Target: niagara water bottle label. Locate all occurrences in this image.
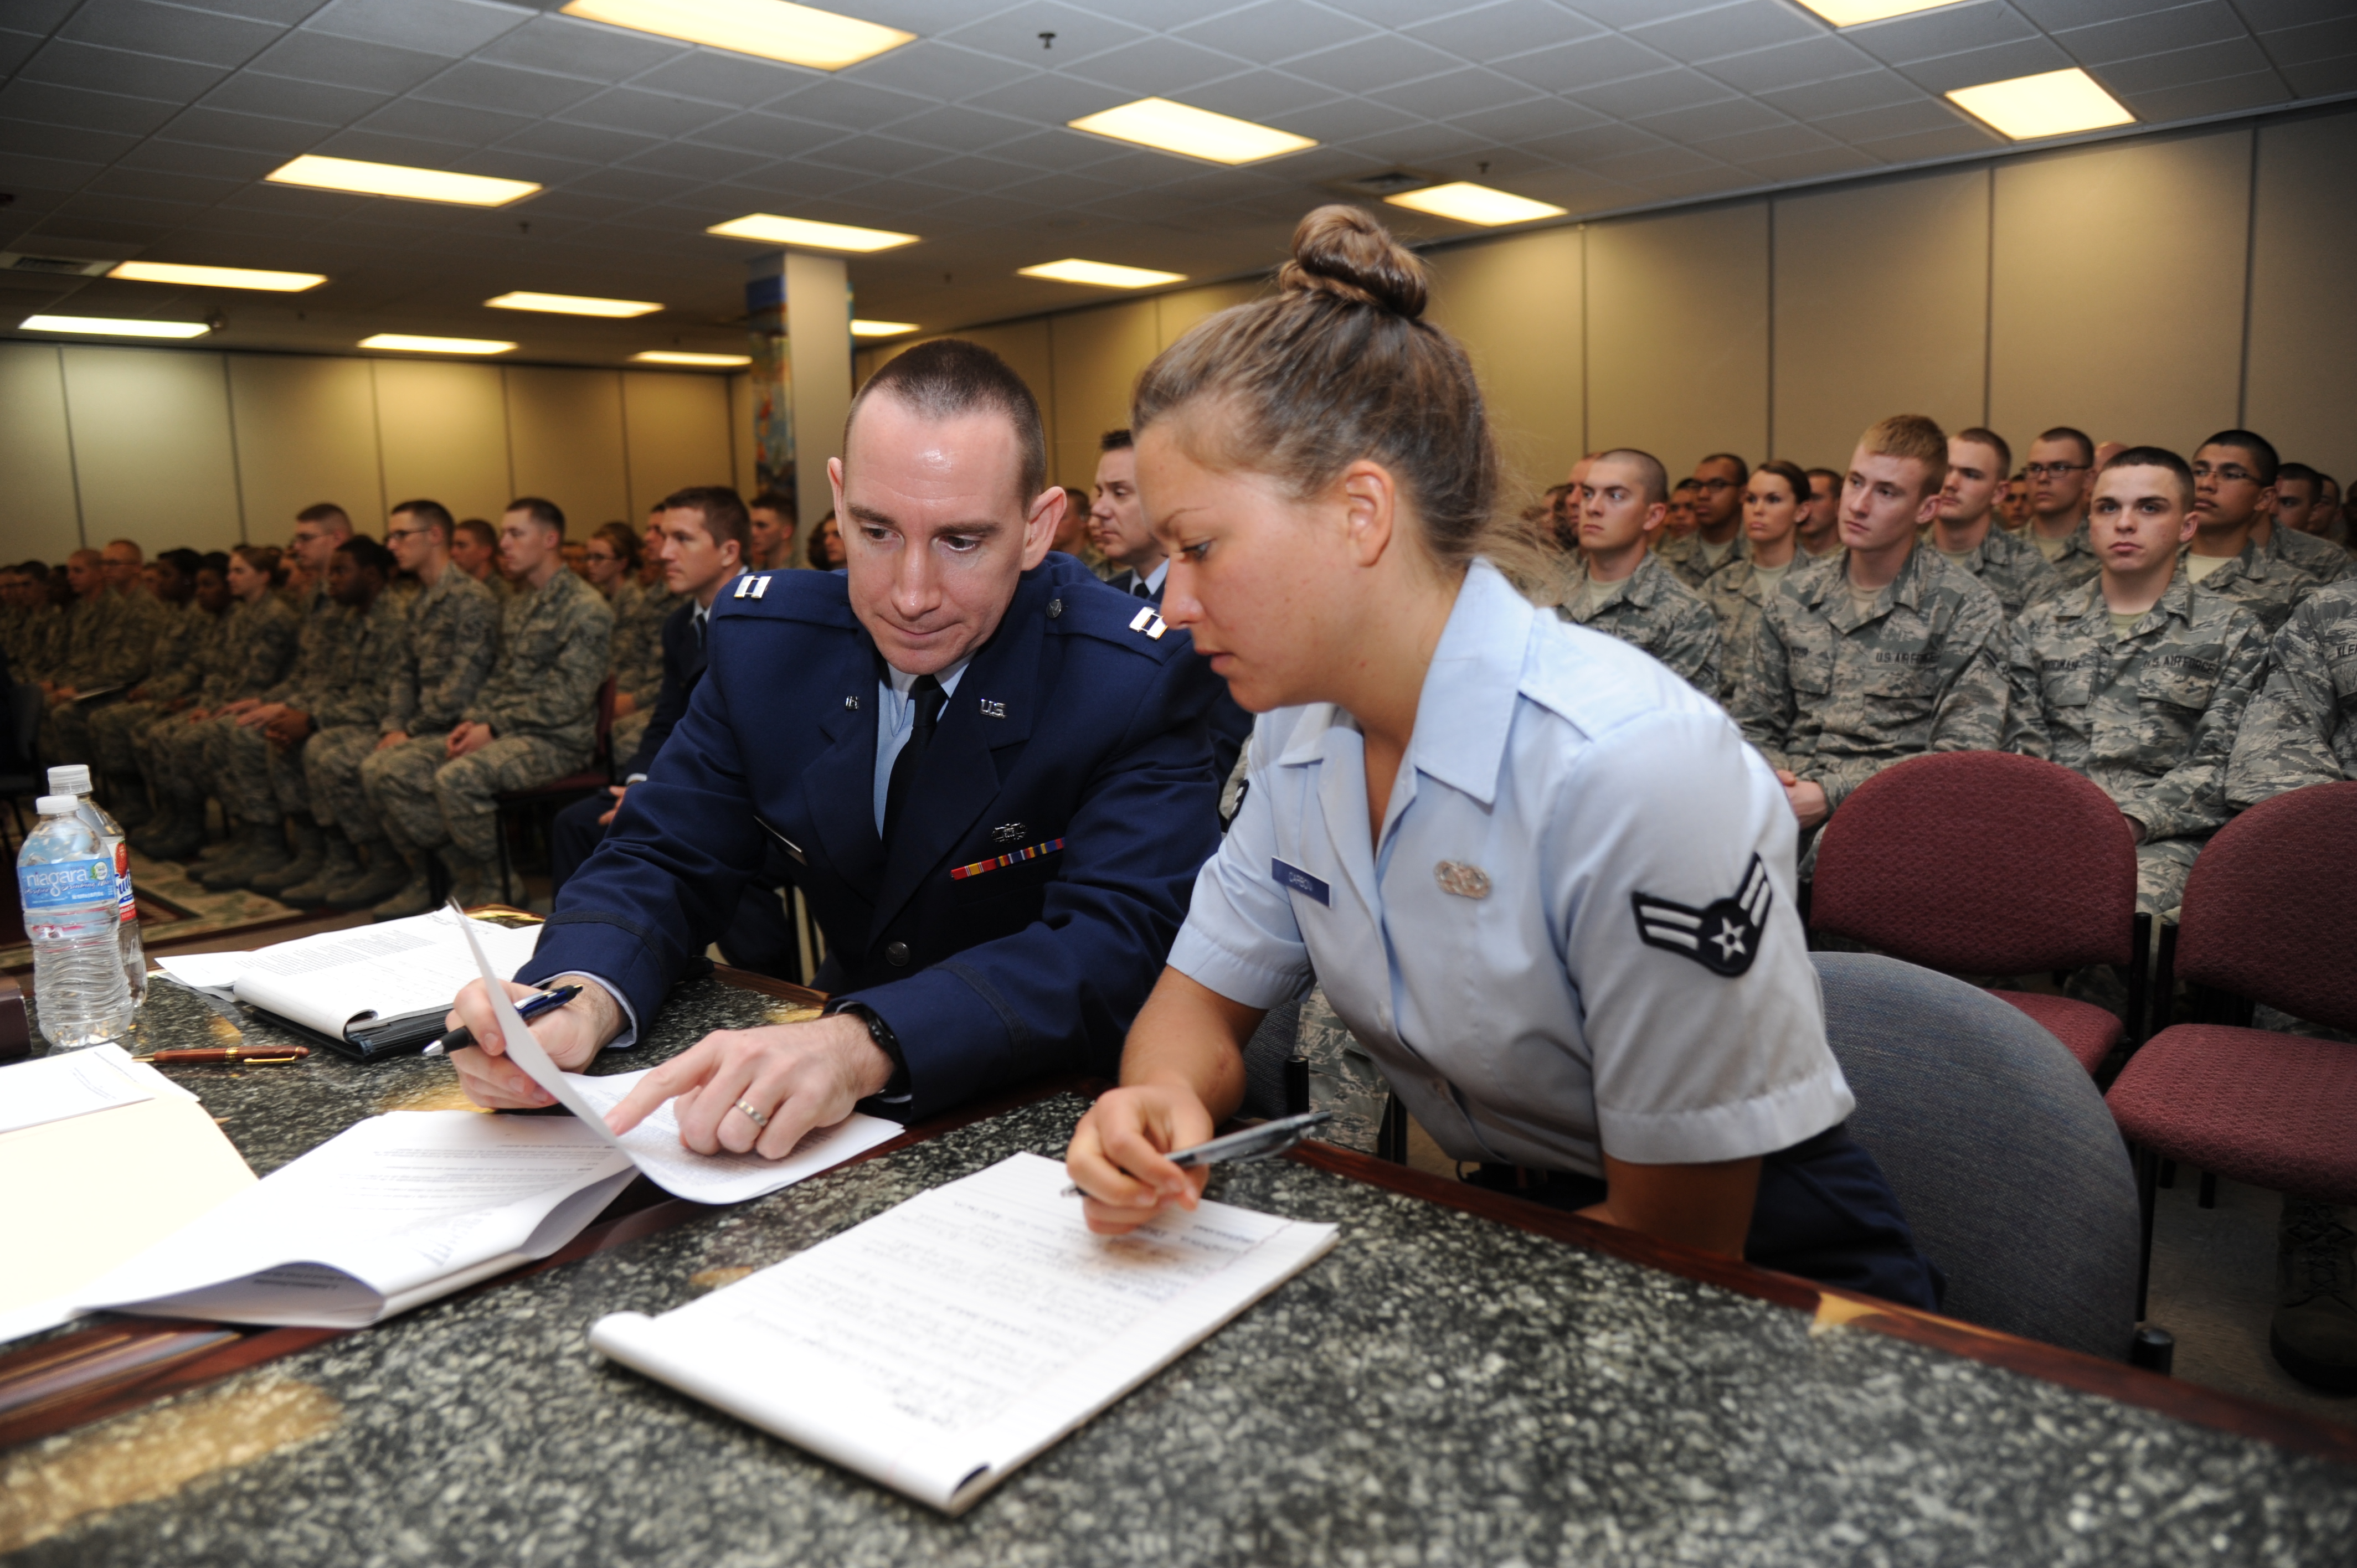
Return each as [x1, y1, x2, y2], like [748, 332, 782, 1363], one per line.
[18, 857, 116, 912]
[113, 841, 137, 925]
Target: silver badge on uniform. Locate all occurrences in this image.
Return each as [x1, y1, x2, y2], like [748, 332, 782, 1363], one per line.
[1435, 861, 1491, 899]
[992, 822, 1026, 844]
[979, 698, 1006, 718]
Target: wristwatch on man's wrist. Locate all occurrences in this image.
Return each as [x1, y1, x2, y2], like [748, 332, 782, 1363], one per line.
[825, 999, 909, 1098]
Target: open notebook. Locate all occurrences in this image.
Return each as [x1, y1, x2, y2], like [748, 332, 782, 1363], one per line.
[590, 1152, 1339, 1515]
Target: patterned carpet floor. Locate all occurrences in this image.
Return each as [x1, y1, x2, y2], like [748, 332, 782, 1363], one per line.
[2, 848, 318, 974]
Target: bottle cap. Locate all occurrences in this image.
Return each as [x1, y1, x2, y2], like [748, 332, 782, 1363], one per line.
[36, 795, 79, 816]
[47, 764, 91, 796]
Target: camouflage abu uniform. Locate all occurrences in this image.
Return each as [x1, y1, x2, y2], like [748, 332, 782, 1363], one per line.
[210, 584, 352, 827]
[2030, 518, 2103, 594]
[89, 599, 218, 783]
[143, 593, 300, 818]
[295, 595, 409, 838]
[38, 589, 159, 767]
[2003, 575, 2267, 914]
[2266, 523, 2355, 589]
[2226, 579, 2357, 809]
[1730, 543, 2008, 830]
[1550, 551, 1721, 695]
[1700, 555, 1828, 704]
[353, 567, 501, 857]
[2184, 540, 2311, 637]
[606, 576, 668, 765]
[1928, 523, 2062, 619]
[364, 568, 612, 864]
[1653, 529, 1747, 591]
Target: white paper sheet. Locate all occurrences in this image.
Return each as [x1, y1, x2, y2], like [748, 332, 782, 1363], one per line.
[590, 1152, 1339, 1513]
[0, 1044, 155, 1134]
[150, 952, 250, 992]
[449, 910, 902, 1205]
[229, 910, 544, 1039]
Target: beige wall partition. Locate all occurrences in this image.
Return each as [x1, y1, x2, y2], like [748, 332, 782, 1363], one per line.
[0, 344, 81, 563]
[1425, 226, 1585, 497]
[507, 366, 631, 529]
[2244, 111, 2357, 476]
[227, 356, 382, 548]
[1586, 202, 1771, 476]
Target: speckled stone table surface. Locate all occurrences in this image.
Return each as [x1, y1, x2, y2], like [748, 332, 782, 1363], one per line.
[7, 1085, 2355, 1565]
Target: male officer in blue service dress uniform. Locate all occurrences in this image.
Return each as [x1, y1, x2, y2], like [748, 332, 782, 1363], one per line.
[445, 339, 1227, 1157]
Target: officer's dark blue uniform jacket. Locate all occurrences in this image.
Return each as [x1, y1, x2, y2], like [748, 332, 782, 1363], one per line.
[519, 553, 1227, 1121]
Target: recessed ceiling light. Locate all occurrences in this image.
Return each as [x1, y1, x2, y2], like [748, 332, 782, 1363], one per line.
[559, 0, 911, 70]
[266, 154, 540, 207]
[1067, 97, 1317, 166]
[850, 318, 918, 338]
[706, 214, 919, 252]
[1383, 182, 1567, 227]
[1792, 0, 1962, 23]
[1017, 259, 1187, 290]
[360, 333, 517, 354]
[20, 313, 211, 339]
[488, 291, 661, 318]
[1946, 68, 2135, 141]
[632, 350, 752, 366]
[109, 261, 325, 292]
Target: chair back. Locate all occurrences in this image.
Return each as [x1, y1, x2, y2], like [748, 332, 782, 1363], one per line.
[2175, 782, 2357, 1033]
[3, 683, 42, 783]
[1813, 952, 2140, 1360]
[1812, 751, 2135, 973]
[591, 675, 618, 776]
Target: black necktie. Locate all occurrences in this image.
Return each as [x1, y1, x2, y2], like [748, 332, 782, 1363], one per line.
[881, 674, 944, 847]
[1131, 576, 1153, 599]
[692, 607, 707, 647]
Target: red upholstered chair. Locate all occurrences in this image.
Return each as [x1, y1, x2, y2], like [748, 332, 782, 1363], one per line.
[2106, 782, 2357, 1316]
[1809, 751, 2145, 1074]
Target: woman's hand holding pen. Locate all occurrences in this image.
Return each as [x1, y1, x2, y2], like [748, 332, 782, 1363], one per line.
[445, 976, 617, 1110]
[1065, 1083, 1218, 1237]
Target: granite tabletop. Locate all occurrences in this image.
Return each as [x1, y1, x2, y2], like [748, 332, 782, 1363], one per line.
[6, 1065, 2355, 1564]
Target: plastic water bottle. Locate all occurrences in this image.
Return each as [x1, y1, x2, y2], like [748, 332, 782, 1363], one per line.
[48, 764, 147, 1007]
[17, 796, 136, 1050]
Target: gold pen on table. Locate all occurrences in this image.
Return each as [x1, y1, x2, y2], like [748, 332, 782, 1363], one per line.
[136, 1045, 311, 1065]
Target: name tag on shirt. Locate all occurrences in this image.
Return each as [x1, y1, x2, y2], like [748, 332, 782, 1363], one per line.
[1272, 858, 1330, 906]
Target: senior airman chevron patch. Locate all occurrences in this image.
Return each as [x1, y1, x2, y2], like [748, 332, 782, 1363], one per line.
[1630, 854, 1772, 977]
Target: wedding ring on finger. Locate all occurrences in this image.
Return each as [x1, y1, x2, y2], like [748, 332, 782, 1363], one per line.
[733, 1097, 770, 1129]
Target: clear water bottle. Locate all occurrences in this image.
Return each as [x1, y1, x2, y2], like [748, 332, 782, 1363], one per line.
[48, 764, 147, 1007]
[17, 796, 136, 1050]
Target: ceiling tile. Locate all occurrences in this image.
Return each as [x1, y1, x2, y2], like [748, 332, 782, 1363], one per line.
[20, 39, 230, 101]
[88, 164, 246, 204]
[1401, 0, 1605, 64]
[1844, 1, 2036, 67]
[1, 118, 143, 163]
[0, 28, 44, 76]
[1738, 144, 1882, 181]
[1584, 142, 1729, 184]
[761, 76, 938, 131]
[244, 30, 451, 93]
[967, 126, 1130, 172]
[844, 40, 1042, 101]
[1632, 94, 1792, 145]
[1701, 34, 1882, 95]
[120, 137, 282, 178]
[900, 152, 1037, 192]
[2241, 0, 2356, 27]
[936, 2, 1154, 66]
[548, 167, 677, 204]
[1524, 120, 1670, 162]
[1346, 121, 1496, 162]
[803, 133, 953, 179]
[4, 0, 80, 33]
[1625, 1, 1827, 66]
[2097, 35, 2273, 94]
[1895, 36, 2073, 94]
[0, 79, 182, 136]
[1490, 32, 1676, 93]
[1689, 120, 1840, 161]
[200, 69, 385, 125]
[884, 103, 1039, 152]
[1375, 66, 1543, 120]
[1175, 69, 1345, 123]
[711, 161, 867, 201]
[683, 110, 850, 158]
[357, 96, 538, 147]
[1258, 94, 1424, 143]
[61, 0, 284, 68]
[1849, 122, 2001, 161]
[1073, 37, 1255, 94]
[1812, 96, 1970, 145]
[1175, 1, 1381, 62]
[1285, 33, 1465, 93]
[300, 0, 528, 59]
[1757, 67, 1927, 118]
[495, 118, 663, 164]
[556, 86, 739, 138]
[0, 152, 106, 194]
[1442, 92, 1610, 141]
[2053, 1, 2249, 65]
[2117, 69, 2289, 120]
[162, 103, 329, 153]
[2260, 15, 2357, 63]
[622, 49, 821, 109]
[1569, 0, 1728, 28]
[2280, 54, 2357, 94]
[413, 60, 609, 117]
[1570, 65, 1735, 120]
[204, 0, 335, 22]
[475, 14, 687, 81]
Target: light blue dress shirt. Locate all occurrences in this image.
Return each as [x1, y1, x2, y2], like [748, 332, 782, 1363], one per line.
[1169, 559, 1852, 1177]
[872, 657, 971, 836]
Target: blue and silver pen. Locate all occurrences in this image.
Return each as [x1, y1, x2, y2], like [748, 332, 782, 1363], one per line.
[423, 982, 582, 1056]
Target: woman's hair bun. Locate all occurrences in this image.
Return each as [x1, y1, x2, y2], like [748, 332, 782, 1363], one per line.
[1278, 204, 1428, 319]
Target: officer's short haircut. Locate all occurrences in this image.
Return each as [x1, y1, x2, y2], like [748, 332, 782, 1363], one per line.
[104, 538, 143, 564]
[454, 518, 496, 552]
[659, 485, 752, 556]
[1672, 477, 1699, 495]
[1807, 466, 1841, 492]
[1860, 414, 1948, 497]
[158, 546, 201, 579]
[2197, 429, 2279, 488]
[2036, 426, 2094, 466]
[748, 489, 792, 517]
[2101, 445, 2194, 507]
[848, 338, 1048, 508]
[1953, 426, 2010, 476]
[1696, 452, 1749, 485]
[1594, 448, 1669, 506]
[336, 534, 396, 577]
[295, 502, 353, 538]
[1101, 428, 1133, 452]
[2277, 461, 2320, 496]
[198, 550, 229, 577]
[391, 499, 455, 540]
[506, 496, 566, 538]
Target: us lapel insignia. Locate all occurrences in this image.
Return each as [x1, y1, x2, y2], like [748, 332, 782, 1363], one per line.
[979, 698, 1006, 718]
[1434, 861, 1491, 899]
[843, 695, 860, 710]
[1631, 854, 1772, 977]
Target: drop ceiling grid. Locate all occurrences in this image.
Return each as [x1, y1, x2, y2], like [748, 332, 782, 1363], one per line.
[0, 0, 2343, 360]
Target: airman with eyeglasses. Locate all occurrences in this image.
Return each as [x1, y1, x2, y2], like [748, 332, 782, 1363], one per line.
[2023, 427, 2104, 592]
[2182, 431, 2325, 635]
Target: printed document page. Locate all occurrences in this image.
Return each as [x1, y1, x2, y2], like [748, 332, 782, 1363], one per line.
[589, 1152, 1339, 1513]
[0, 1044, 157, 1135]
[218, 910, 544, 1038]
[79, 1111, 635, 1328]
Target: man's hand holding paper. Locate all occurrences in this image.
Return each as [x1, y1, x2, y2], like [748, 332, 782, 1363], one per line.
[446, 975, 617, 1110]
[602, 1015, 892, 1162]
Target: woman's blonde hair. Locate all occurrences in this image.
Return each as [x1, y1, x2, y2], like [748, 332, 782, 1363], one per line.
[1133, 205, 1541, 583]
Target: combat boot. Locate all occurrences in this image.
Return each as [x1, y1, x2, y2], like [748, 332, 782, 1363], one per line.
[438, 844, 493, 912]
[250, 816, 326, 897]
[198, 821, 291, 891]
[2272, 1199, 2357, 1394]
[369, 851, 439, 922]
[280, 828, 359, 906]
[324, 839, 410, 911]
[105, 773, 152, 829]
[130, 800, 193, 860]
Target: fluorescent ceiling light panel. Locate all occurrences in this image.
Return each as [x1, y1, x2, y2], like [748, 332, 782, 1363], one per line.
[1383, 182, 1567, 227]
[266, 154, 539, 207]
[20, 314, 210, 338]
[110, 260, 324, 292]
[1946, 68, 2134, 141]
[706, 214, 918, 252]
[1067, 98, 1316, 166]
[488, 290, 661, 318]
[1018, 259, 1186, 290]
[559, 0, 911, 70]
[850, 319, 918, 338]
[1792, 0, 1960, 23]
[360, 333, 517, 354]
[632, 350, 752, 365]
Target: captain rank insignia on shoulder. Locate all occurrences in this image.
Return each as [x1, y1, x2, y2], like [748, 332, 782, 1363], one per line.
[1128, 606, 1169, 640]
[732, 574, 771, 600]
